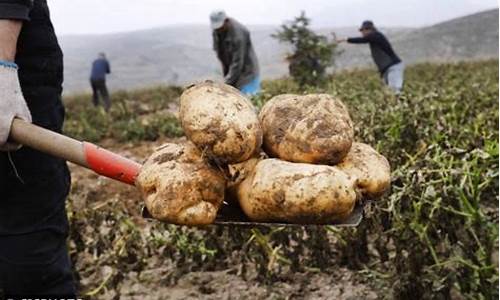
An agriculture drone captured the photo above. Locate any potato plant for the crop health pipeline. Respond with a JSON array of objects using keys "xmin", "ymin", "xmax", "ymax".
[{"xmin": 64, "ymin": 60, "xmax": 498, "ymax": 299}]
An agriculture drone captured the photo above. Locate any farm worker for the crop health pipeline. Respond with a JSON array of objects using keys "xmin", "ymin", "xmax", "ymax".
[
  {"xmin": 0, "ymin": 0, "xmax": 76, "ymax": 296},
  {"xmin": 90, "ymin": 52, "xmax": 112, "ymax": 112},
  {"xmin": 210, "ymin": 10, "xmax": 261, "ymax": 96},
  {"xmin": 336, "ymin": 20, "xmax": 404, "ymax": 95}
]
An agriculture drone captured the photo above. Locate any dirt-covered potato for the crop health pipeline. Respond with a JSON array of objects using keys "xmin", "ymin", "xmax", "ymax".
[
  {"xmin": 227, "ymin": 151, "xmax": 268, "ymax": 189},
  {"xmin": 136, "ymin": 142, "xmax": 226, "ymax": 225},
  {"xmin": 235, "ymin": 158, "xmax": 357, "ymax": 223},
  {"xmin": 259, "ymin": 94, "xmax": 354, "ymax": 165},
  {"xmin": 179, "ymin": 81, "xmax": 263, "ymax": 164},
  {"xmin": 337, "ymin": 142, "xmax": 391, "ymax": 199}
]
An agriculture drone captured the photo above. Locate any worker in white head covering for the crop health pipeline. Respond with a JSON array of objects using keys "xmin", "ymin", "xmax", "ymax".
[{"xmin": 210, "ymin": 10, "xmax": 260, "ymax": 96}]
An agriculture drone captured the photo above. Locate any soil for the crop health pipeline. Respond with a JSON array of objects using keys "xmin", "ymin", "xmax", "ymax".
[{"xmin": 99, "ymin": 269, "xmax": 378, "ymax": 300}]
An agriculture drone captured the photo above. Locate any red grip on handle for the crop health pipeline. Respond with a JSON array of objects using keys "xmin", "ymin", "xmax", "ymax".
[{"xmin": 83, "ymin": 142, "xmax": 142, "ymax": 186}]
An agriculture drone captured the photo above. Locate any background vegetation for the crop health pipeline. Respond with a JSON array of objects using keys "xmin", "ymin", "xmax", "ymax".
[
  {"xmin": 64, "ymin": 86, "xmax": 184, "ymax": 142},
  {"xmin": 272, "ymin": 11, "xmax": 341, "ymax": 87},
  {"xmin": 64, "ymin": 60, "xmax": 498, "ymax": 299}
]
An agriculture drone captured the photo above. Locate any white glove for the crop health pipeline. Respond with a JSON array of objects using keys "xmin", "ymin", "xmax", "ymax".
[{"xmin": 0, "ymin": 64, "xmax": 32, "ymax": 151}]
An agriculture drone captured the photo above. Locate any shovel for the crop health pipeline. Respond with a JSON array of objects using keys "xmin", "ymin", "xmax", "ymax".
[{"xmin": 9, "ymin": 119, "xmax": 364, "ymax": 227}]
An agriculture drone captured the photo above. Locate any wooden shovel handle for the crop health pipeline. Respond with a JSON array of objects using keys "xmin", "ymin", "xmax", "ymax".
[
  {"xmin": 10, "ymin": 119, "xmax": 141, "ymax": 185},
  {"xmin": 10, "ymin": 118, "xmax": 89, "ymax": 166}
]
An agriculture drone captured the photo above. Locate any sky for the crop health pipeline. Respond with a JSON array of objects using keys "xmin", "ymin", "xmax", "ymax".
[{"xmin": 48, "ymin": 0, "xmax": 498, "ymax": 35}]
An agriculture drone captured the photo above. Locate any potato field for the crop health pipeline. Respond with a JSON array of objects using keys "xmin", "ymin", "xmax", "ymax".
[{"xmin": 63, "ymin": 60, "xmax": 499, "ymax": 299}]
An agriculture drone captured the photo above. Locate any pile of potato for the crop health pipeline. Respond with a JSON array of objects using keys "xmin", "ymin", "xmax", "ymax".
[{"xmin": 136, "ymin": 81, "xmax": 390, "ymax": 225}]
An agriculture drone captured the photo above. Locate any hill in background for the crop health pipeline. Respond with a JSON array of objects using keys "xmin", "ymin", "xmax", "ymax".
[{"xmin": 59, "ymin": 9, "xmax": 498, "ymax": 93}]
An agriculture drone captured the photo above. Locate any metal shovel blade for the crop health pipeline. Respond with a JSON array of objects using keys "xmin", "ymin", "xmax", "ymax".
[{"xmin": 141, "ymin": 202, "xmax": 364, "ymax": 227}]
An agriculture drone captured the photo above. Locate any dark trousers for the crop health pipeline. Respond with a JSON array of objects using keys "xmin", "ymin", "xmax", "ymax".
[
  {"xmin": 0, "ymin": 87, "xmax": 75, "ymax": 297},
  {"xmin": 0, "ymin": 245, "xmax": 75, "ymax": 297},
  {"xmin": 90, "ymin": 78, "xmax": 110, "ymax": 111}
]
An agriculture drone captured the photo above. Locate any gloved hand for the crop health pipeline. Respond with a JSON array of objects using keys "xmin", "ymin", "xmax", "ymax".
[{"xmin": 0, "ymin": 63, "xmax": 32, "ymax": 151}]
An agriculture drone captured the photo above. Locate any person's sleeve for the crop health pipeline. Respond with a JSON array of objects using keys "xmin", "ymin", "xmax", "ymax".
[
  {"xmin": 106, "ymin": 61, "xmax": 111, "ymax": 74},
  {"xmin": 0, "ymin": 0, "xmax": 33, "ymax": 21},
  {"xmin": 224, "ymin": 32, "xmax": 247, "ymax": 86},
  {"xmin": 213, "ymin": 32, "xmax": 229, "ymax": 76},
  {"xmin": 346, "ymin": 37, "xmax": 369, "ymax": 44},
  {"xmin": 347, "ymin": 32, "xmax": 382, "ymax": 44},
  {"xmin": 212, "ymin": 31, "xmax": 218, "ymax": 52}
]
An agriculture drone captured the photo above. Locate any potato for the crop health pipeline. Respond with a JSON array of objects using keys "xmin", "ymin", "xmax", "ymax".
[
  {"xmin": 236, "ymin": 158, "xmax": 357, "ymax": 223},
  {"xmin": 136, "ymin": 142, "xmax": 226, "ymax": 225},
  {"xmin": 337, "ymin": 142, "xmax": 391, "ymax": 199},
  {"xmin": 179, "ymin": 81, "xmax": 263, "ymax": 164},
  {"xmin": 226, "ymin": 156, "xmax": 262, "ymax": 205},
  {"xmin": 227, "ymin": 152, "xmax": 267, "ymax": 189},
  {"xmin": 259, "ymin": 94, "xmax": 354, "ymax": 165}
]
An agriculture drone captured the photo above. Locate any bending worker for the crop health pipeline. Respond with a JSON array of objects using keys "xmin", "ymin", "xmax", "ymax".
[
  {"xmin": 337, "ymin": 20, "xmax": 404, "ymax": 95},
  {"xmin": 90, "ymin": 52, "xmax": 111, "ymax": 112},
  {"xmin": 210, "ymin": 10, "xmax": 261, "ymax": 96}
]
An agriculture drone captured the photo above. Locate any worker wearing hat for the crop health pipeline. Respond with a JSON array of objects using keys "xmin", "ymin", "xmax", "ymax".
[
  {"xmin": 210, "ymin": 10, "xmax": 261, "ymax": 96},
  {"xmin": 0, "ymin": 0, "xmax": 75, "ymax": 296},
  {"xmin": 337, "ymin": 20, "xmax": 404, "ymax": 95}
]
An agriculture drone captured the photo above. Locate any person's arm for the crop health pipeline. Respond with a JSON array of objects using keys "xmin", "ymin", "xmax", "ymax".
[
  {"xmin": 346, "ymin": 36, "xmax": 369, "ymax": 44},
  {"xmin": 0, "ymin": 20, "xmax": 22, "ymax": 61},
  {"xmin": 224, "ymin": 34, "xmax": 247, "ymax": 86},
  {"xmin": 212, "ymin": 31, "xmax": 219, "ymax": 53},
  {"xmin": 212, "ymin": 31, "xmax": 226, "ymax": 75},
  {"xmin": 106, "ymin": 60, "xmax": 111, "ymax": 74},
  {"xmin": 333, "ymin": 32, "xmax": 370, "ymax": 44},
  {"xmin": 0, "ymin": 17, "xmax": 32, "ymax": 150},
  {"xmin": 347, "ymin": 32, "xmax": 382, "ymax": 44}
]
